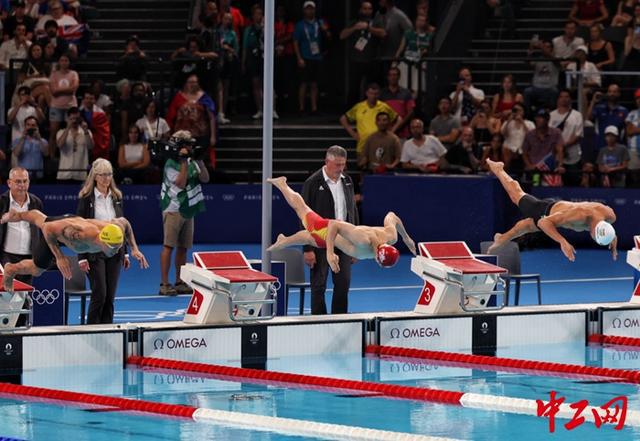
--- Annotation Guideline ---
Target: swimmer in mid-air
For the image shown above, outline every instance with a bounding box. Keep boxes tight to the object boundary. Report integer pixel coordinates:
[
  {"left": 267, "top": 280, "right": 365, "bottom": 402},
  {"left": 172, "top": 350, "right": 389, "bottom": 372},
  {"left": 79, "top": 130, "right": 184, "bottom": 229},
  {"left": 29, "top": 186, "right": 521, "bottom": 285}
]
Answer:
[
  {"left": 0, "top": 209, "right": 149, "bottom": 292},
  {"left": 486, "top": 159, "right": 617, "bottom": 261},
  {"left": 267, "top": 176, "right": 416, "bottom": 272}
]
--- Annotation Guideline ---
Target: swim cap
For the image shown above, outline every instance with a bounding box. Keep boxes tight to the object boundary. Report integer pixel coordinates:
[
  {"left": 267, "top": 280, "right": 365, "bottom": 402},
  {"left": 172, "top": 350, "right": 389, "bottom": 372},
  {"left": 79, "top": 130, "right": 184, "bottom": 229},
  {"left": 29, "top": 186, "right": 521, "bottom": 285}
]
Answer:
[
  {"left": 594, "top": 220, "right": 615, "bottom": 246},
  {"left": 376, "top": 244, "right": 400, "bottom": 268},
  {"left": 99, "top": 224, "right": 124, "bottom": 247}
]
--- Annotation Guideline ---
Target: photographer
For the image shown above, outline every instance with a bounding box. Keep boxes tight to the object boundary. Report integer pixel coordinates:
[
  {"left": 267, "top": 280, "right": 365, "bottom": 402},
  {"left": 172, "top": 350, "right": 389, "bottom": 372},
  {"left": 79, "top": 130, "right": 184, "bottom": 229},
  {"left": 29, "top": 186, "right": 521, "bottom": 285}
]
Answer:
[
  {"left": 55, "top": 107, "right": 93, "bottom": 183},
  {"left": 159, "top": 131, "right": 209, "bottom": 296},
  {"left": 11, "top": 116, "right": 47, "bottom": 181}
]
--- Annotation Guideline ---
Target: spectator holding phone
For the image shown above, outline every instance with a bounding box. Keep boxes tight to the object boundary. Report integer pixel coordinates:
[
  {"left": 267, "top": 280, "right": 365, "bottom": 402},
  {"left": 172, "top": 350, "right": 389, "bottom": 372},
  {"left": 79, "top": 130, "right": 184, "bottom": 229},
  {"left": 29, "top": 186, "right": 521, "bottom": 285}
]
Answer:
[{"left": 11, "top": 116, "right": 47, "bottom": 181}]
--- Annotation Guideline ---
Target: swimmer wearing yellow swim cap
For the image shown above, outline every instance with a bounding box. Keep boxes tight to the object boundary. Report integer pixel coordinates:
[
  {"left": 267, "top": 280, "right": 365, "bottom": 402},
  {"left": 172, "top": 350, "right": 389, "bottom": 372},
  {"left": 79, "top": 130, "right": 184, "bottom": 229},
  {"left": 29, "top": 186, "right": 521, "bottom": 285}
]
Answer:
[
  {"left": 99, "top": 223, "right": 124, "bottom": 247},
  {"left": 0, "top": 209, "right": 149, "bottom": 293}
]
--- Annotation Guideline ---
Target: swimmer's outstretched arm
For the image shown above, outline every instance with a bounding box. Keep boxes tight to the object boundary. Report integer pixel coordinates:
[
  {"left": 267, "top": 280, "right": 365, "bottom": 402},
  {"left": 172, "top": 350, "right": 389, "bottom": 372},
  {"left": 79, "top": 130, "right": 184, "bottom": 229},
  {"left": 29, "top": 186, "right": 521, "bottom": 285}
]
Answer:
[
  {"left": 113, "top": 217, "right": 149, "bottom": 269},
  {"left": 41, "top": 223, "right": 72, "bottom": 279},
  {"left": 326, "top": 220, "right": 349, "bottom": 273},
  {"left": 537, "top": 210, "right": 583, "bottom": 262},
  {"left": 383, "top": 212, "right": 416, "bottom": 255},
  {"left": 1, "top": 209, "right": 47, "bottom": 228}
]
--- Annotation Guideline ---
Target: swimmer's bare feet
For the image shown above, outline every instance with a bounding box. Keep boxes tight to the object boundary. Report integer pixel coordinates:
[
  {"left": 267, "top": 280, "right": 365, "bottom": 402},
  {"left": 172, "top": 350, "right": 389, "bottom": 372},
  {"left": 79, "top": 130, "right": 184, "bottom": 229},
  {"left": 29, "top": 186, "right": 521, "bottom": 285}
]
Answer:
[
  {"left": 486, "top": 159, "right": 505, "bottom": 176},
  {"left": 267, "top": 234, "right": 286, "bottom": 252},
  {"left": 267, "top": 176, "right": 287, "bottom": 187},
  {"left": 486, "top": 233, "right": 503, "bottom": 254}
]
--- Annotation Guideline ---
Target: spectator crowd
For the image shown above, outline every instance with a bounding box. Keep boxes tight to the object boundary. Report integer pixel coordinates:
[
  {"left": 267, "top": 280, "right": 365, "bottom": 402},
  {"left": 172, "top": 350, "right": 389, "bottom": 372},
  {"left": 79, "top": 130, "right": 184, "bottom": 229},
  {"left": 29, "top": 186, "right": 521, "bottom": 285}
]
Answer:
[{"left": 3, "top": 0, "right": 640, "bottom": 190}]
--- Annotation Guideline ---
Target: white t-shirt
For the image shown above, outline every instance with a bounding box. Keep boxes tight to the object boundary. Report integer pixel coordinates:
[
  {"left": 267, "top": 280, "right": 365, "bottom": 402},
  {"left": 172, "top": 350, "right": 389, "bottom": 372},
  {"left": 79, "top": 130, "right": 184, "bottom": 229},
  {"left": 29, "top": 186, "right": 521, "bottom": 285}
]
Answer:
[
  {"left": 321, "top": 167, "right": 346, "bottom": 221},
  {"left": 136, "top": 116, "right": 170, "bottom": 141},
  {"left": 8, "top": 105, "right": 37, "bottom": 142},
  {"left": 565, "top": 61, "right": 601, "bottom": 87},
  {"left": 56, "top": 127, "right": 92, "bottom": 180},
  {"left": 400, "top": 135, "right": 447, "bottom": 166},
  {"left": 550, "top": 108, "right": 584, "bottom": 165},
  {"left": 501, "top": 119, "right": 535, "bottom": 154},
  {"left": 449, "top": 85, "right": 485, "bottom": 120},
  {"left": 93, "top": 187, "right": 116, "bottom": 221},
  {"left": 36, "top": 14, "right": 78, "bottom": 32},
  {"left": 0, "top": 39, "right": 31, "bottom": 69},
  {"left": 4, "top": 192, "right": 31, "bottom": 255},
  {"left": 552, "top": 35, "right": 585, "bottom": 59},
  {"left": 123, "top": 142, "right": 145, "bottom": 164}
]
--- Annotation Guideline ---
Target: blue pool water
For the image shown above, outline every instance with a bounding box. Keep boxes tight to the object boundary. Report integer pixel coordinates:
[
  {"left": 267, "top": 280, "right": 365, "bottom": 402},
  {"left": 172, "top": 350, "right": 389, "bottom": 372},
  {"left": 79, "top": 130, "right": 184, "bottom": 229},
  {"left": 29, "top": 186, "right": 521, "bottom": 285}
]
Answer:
[{"left": 3, "top": 342, "right": 640, "bottom": 440}]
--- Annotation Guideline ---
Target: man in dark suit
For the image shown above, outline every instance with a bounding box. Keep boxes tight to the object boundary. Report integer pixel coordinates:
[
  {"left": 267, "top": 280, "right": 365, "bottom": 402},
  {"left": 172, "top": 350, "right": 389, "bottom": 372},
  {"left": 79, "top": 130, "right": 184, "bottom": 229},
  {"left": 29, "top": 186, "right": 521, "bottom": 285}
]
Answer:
[
  {"left": 0, "top": 167, "right": 43, "bottom": 283},
  {"left": 302, "top": 145, "right": 358, "bottom": 315},
  {"left": 0, "top": 167, "right": 43, "bottom": 326}
]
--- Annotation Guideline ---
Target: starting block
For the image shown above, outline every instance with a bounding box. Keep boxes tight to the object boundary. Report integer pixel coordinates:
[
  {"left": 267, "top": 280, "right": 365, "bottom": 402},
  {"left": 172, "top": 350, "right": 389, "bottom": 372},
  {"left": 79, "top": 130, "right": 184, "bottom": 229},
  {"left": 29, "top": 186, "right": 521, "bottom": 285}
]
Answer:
[
  {"left": 411, "top": 241, "right": 508, "bottom": 314},
  {"left": 627, "top": 236, "right": 640, "bottom": 303},
  {"left": 0, "top": 270, "right": 35, "bottom": 331},
  {"left": 180, "top": 251, "right": 279, "bottom": 324}
]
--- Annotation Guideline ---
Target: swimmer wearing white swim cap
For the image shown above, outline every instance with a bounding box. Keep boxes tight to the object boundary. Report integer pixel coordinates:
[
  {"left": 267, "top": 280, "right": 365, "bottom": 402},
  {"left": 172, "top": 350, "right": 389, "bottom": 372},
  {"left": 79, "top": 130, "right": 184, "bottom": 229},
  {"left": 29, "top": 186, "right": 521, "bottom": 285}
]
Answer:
[{"left": 486, "top": 159, "right": 617, "bottom": 262}]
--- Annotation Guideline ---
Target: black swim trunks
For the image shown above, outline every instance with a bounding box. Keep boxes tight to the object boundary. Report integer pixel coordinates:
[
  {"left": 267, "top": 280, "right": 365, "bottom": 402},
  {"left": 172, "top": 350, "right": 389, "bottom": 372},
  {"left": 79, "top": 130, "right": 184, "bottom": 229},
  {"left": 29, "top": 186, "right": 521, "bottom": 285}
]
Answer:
[
  {"left": 518, "top": 194, "right": 558, "bottom": 225},
  {"left": 33, "top": 214, "right": 78, "bottom": 269}
]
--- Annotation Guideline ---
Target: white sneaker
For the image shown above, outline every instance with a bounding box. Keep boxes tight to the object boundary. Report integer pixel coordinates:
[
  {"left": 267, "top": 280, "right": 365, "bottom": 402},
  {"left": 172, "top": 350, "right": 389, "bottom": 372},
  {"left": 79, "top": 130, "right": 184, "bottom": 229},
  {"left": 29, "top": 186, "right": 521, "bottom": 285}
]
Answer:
[
  {"left": 252, "top": 111, "right": 263, "bottom": 120},
  {"left": 217, "top": 113, "right": 230, "bottom": 124},
  {"left": 273, "top": 110, "right": 279, "bottom": 120}
]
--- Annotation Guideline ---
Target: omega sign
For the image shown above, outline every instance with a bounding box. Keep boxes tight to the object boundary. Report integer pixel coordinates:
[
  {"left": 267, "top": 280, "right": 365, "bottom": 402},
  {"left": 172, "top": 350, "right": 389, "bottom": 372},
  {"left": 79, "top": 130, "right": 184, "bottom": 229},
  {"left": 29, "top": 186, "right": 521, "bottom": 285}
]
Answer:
[
  {"left": 153, "top": 337, "right": 208, "bottom": 350},
  {"left": 390, "top": 326, "right": 440, "bottom": 339},
  {"left": 611, "top": 317, "right": 640, "bottom": 329}
]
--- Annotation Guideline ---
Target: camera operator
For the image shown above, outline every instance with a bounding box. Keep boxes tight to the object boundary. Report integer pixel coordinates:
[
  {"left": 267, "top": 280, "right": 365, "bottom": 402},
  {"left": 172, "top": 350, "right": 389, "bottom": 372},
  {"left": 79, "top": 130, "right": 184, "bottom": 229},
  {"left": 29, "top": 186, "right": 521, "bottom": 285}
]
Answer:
[
  {"left": 12, "top": 116, "right": 48, "bottom": 181},
  {"left": 159, "top": 130, "right": 209, "bottom": 296}
]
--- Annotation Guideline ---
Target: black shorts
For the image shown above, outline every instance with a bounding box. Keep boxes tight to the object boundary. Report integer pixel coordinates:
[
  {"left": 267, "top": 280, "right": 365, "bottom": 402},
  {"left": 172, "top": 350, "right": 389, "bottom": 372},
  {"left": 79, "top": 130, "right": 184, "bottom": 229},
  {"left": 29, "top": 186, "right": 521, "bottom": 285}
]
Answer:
[
  {"left": 300, "top": 59, "right": 321, "bottom": 82},
  {"left": 518, "top": 195, "right": 557, "bottom": 225},
  {"left": 33, "top": 214, "right": 78, "bottom": 270}
]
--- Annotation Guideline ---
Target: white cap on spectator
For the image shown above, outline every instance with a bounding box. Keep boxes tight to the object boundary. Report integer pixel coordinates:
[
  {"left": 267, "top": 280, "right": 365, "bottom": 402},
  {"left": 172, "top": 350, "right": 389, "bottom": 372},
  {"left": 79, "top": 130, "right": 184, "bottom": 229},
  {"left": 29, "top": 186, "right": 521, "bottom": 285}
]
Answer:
[
  {"left": 574, "top": 45, "right": 588, "bottom": 54},
  {"left": 303, "top": 1, "right": 316, "bottom": 8},
  {"left": 604, "top": 125, "right": 619, "bottom": 136}
]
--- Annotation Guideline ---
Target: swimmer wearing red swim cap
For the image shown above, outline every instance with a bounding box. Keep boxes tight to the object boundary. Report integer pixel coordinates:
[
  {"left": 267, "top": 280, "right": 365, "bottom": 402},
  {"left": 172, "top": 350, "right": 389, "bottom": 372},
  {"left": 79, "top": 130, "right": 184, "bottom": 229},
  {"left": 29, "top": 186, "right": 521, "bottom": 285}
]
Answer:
[
  {"left": 268, "top": 176, "right": 416, "bottom": 273},
  {"left": 486, "top": 159, "right": 618, "bottom": 262}
]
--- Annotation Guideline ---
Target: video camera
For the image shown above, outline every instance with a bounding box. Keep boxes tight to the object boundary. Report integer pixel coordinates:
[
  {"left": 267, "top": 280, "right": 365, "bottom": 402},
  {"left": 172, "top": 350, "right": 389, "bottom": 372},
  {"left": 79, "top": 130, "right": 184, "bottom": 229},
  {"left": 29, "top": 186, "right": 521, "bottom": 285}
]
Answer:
[{"left": 149, "top": 130, "right": 206, "bottom": 164}]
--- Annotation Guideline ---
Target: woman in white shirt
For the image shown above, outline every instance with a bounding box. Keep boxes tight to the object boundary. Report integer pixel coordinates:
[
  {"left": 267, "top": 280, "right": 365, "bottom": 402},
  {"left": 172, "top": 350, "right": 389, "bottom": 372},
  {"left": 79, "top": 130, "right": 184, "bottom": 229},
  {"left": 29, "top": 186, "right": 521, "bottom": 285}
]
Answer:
[
  {"left": 118, "top": 124, "right": 150, "bottom": 184},
  {"left": 76, "top": 158, "right": 127, "bottom": 324},
  {"left": 500, "top": 102, "right": 535, "bottom": 172},
  {"left": 135, "top": 100, "right": 170, "bottom": 143}
]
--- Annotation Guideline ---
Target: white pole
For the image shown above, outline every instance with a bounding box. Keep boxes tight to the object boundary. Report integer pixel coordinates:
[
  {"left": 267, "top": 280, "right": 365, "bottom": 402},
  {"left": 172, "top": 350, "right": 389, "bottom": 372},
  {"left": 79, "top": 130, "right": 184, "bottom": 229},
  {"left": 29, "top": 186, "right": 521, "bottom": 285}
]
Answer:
[{"left": 261, "top": 0, "right": 275, "bottom": 274}]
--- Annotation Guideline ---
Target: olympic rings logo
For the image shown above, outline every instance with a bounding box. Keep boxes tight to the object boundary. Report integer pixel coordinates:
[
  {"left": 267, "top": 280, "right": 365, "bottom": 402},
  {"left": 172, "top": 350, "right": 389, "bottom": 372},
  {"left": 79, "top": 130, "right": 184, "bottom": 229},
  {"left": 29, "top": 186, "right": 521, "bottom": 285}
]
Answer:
[{"left": 30, "top": 289, "right": 60, "bottom": 305}]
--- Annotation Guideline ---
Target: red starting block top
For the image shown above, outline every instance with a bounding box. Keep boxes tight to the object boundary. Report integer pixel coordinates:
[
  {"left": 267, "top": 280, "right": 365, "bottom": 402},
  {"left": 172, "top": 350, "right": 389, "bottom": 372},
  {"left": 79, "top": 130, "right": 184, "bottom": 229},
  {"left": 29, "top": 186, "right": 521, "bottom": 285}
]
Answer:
[
  {"left": 194, "top": 251, "right": 250, "bottom": 269},
  {"left": 0, "top": 276, "right": 34, "bottom": 292},
  {"left": 419, "top": 241, "right": 473, "bottom": 259},
  {"left": 436, "top": 258, "right": 506, "bottom": 275},
  {"left": 213, "top": 268, "right": 278, "bottom": 283}
]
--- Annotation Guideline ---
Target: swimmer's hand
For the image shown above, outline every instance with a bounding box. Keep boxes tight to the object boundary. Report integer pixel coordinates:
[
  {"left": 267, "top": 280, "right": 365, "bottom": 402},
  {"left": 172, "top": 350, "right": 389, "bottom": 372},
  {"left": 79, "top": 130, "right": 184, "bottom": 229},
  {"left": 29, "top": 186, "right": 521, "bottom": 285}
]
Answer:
[
  {"left": 327, "top": 252, "right": 340, "bottom": 273},
  {"left": 123, "top": 254, "right": 131, "bottom": 270},
  {"left": 404, "top": 237, "right": 417, "bottom": 256},
  {"left": 131, "top": 248, "right": 149, "bottom": 269},
  {"left": 1, "top": 209, "right": 20, "bottom": 224},
  {"left": 56, "top": 255, "right": 73, "bottom": 280},
  {"left": 560, "top": 240, "right": 576, "bottom": 262}
]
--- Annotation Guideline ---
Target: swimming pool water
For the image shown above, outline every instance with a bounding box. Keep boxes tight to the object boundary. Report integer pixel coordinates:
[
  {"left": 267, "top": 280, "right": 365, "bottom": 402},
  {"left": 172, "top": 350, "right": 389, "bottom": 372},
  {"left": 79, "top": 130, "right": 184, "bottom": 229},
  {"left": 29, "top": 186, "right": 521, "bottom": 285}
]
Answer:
[{"left": 2, "top": 342, "right": 640, "bottom": 440}]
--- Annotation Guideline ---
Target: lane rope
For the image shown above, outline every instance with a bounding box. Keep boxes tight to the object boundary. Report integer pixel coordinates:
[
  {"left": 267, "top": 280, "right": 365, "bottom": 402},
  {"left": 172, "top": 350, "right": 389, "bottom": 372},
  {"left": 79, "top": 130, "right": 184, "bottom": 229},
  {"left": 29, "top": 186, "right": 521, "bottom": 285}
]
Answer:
[
  {"left": 589, "top": 334, "right": 640, "bottom": 348},
  {"left": 0, "top": 381, "right": 444, "bottom": 441},
  {"left": 127, "top": 355, "right": 640, "bottom": 427},
  {"left": 366, "top": 345, "right": 640, "bottom": 384}
]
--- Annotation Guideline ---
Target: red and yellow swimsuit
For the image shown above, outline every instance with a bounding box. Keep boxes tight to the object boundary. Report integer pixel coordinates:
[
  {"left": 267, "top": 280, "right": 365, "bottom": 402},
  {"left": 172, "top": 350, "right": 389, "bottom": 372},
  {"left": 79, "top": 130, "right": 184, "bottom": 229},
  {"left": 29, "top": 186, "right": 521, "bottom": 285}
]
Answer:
[{"left": 303, "top": 211, "right": 330, "bottom": 248}]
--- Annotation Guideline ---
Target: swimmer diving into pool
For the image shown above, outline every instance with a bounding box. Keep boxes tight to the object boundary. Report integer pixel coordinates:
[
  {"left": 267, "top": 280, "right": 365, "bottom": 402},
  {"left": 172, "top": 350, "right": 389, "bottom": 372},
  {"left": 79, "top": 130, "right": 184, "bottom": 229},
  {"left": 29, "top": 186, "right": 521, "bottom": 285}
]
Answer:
[
  {"left": 486, "top": 159, "right": 617, "bottom": 262},
  {"left": 267, "top": 176, "right": 417, "bottom": 272},
  {"left": 0, "top": 209, "right": 149, "bottom": 292}
]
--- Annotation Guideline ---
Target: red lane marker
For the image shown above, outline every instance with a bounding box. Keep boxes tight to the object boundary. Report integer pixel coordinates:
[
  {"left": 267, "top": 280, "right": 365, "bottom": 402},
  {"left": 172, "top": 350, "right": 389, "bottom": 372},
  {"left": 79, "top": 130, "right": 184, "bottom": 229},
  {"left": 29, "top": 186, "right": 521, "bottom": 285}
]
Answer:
[
  {"left": 0, "top": 382, "right": 196, "bottom": 418},
  {"left": 589, "top": 334, "right": 640, "bottom": 348},
  {"left": 366, "top": 345, "right": 640, "bottom": 384},
  {"left": 127, "top": 356, "right": 465, "bottom": 405}
]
